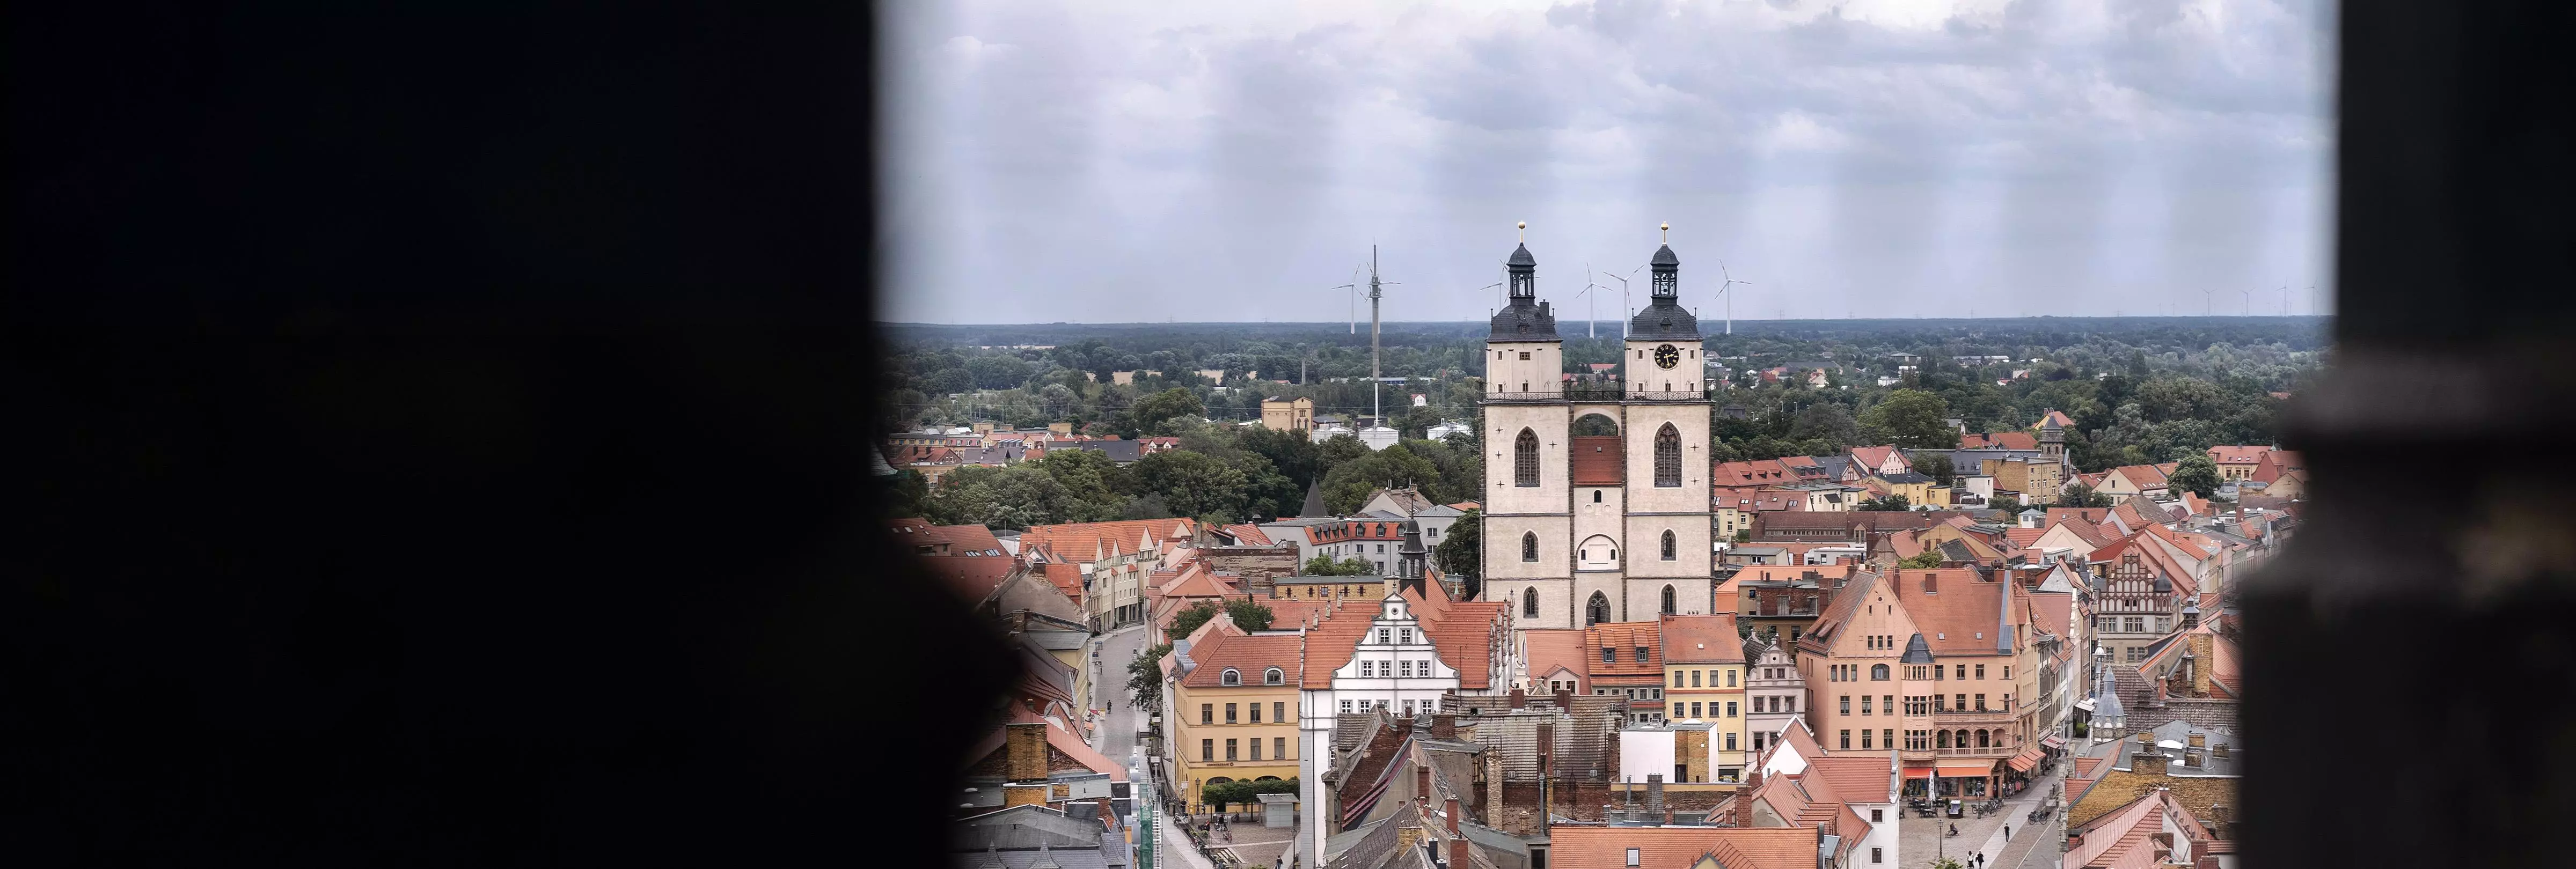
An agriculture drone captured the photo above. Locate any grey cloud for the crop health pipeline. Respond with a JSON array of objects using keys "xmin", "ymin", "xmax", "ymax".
[{"xmin": 885, "ymin": 0, "xmax": 2333, "ymax": 323}]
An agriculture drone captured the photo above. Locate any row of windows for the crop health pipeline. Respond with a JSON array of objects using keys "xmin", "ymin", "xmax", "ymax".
[
  {"xmin": 1668, "ymin": 701, "xmax": 1740, "ymax": 720},
  {"xmin": 1602, "ymin": 686, "xmax": 1662, "ymax": 700},
  {"xmin": 1199, "ymin": 737, "xmax": 1291, "ymax": 762},
  {"xmin": 1201, "ymin": 701, "xmax": 1291, "ymax": 724},
  {"xmin": 1835, "ymin": 693, "xmax": 2012, "ymax": 716},
  {"xmin": 1752, "ymin": 694, "xmax": 1796, "ymax": 713},
  {"xmin": 1827, "ymin": 662, "xmax": 2010, "ymax": 682},
  {"xmin": 1216, "ymin": 667, "xmax": 1285, "ymax": 686},
  {"xmin": 1338, "ymin": 697, "xmax": 1438, "ymax": 716},
  {"xmin": 1510, "ymin": 426, "xmax": 1684, "ymax": 488},
  {"xmin": 1518, "ymin": 587, "xmax": 1686, "ymax": 622},
  {"xmin": 1889, "ymin": 729, "xmax": 2012, "ymax": 750},
  {"xmin": 1356, "ymin": 659, "xmax": 1431, "ymax": 678},
  {"xmin": 1518, "ymin": 531, "xmax": 1685, "ymax": 562},
  {"xmin": 1669, "ymin": 668, "xmax": 1736, "ymax": 688}
]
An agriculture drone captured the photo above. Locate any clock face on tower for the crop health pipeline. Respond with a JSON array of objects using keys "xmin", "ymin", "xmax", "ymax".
[{"xmin": 1653, "ymin": 343, "xmax": 1681, "ymax": 369}]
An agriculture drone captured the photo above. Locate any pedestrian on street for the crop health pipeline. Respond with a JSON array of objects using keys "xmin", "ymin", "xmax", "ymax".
[{"xmin": 2004, "ymin": 824, "xmax": 2011, "ymax": 839}]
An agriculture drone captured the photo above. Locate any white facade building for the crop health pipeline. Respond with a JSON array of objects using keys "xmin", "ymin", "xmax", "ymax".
[{"xmin": 1481, "ymin": 232, "xmax": 1713, "ymax": 634}]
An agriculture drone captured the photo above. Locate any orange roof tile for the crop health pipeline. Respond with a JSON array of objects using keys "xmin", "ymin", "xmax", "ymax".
[
  {"xmin": 1889, "ymin": 568, "xmax": 2031, "ymax": 657},
  {"xmin": 1584, "ymin": 621, "xmax": 1665, "ymax": 677},
  {"xmin": 1546, "ymin": 826, "xmax": 1827, "ymax": 869},
  {"xmin": 1962, "ymin": 431, "xmax": 2040, "ymax": 450},
  {"xmin": 1659, "ymin": 614, "xmax": 1743, "ymax": 665},
  {"xmin": 1178, "ymin": 626, "xmax": 1303, "ymax": 688},
  {"xmin": 1521, "ymin": 628, "xmax": 1593, "ymax": 690},
  {"xmin": 2205, "ymin": 444, "xmax": 2271, "ymax": 465}
]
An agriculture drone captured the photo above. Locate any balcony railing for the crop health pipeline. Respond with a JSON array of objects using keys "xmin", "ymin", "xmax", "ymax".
[
  {"xmin": 1931, "ymin": 709, "xmax": 2016, "ymax": 724},
  {"xmin": 1484, "ymin": 389, "xmax": 1566, "ymax": 403},
  {"xmin": 1564, "ymin": 384, "xmax": 1626, "ymax": 402},
  {"xmin": 1932, "ymin": 745, "xmax": 2015, "ymax": 757},
  {"xmin": 1481, "ymin": 386, "xmax": 1722, "ymax": 403},
  {"xmin": 1628, "ymin": 390, "xmax": 1714, "ymax": 401}
]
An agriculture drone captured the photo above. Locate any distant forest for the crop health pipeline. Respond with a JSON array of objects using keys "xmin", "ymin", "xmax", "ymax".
[{"xmin": 880, "ymin": 317, "xmax": 2330, "ymax": 526}]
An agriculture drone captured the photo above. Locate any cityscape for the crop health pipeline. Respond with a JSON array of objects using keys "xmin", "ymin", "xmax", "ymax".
[{"xmin": 910, "ymin": 228, "xmax": 2306, "ymax": 869}]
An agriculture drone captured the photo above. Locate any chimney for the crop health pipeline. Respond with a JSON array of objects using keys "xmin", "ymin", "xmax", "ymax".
[
  {"xmin": 1432, "ymin": 712, "xmax": 1458, "ymax": 739},
  {"xmin": 1006, "ymin": 721, "xmax": 1050, "ymax": 782},
  {"xmin": 2187, "ymin": 733, "xmax": 2207, "ymax": 749},
  {"xmin": 1509, "ymin": 688, "xmax": 1527, "ymax": 709},
  {"xmin": 2188, "ymin": 631, "xmax": 2215, "ymax": 696},
  {"xmin": 1452, "ymin": 834, "xmax": 1468, "ymax": 869},
  {"xmin": 1419, "ymin": 765, "xmax": 1432, "ymax": 802},
  {"xmin": 1536, "ymin": 723, "xmax": 1556, "ymax": 778},
  {"xmin": 2213, "ymin": 742, "xmax": 2232, "ymax": 759},
  {"xmin": 1554, "ymin": 687, "xmax": 1574, "ymax": 710},
  {"xmin": 1446, "ymin": 797, "xmax": 1461, "ymax": 834},
  {"xmin": 1646, "ymin": 774, "xmax": 1666, "ymax": 820},
  {"xmin": 2133, "ymin": 749, "xmax": 2169, "ymax": 776}
]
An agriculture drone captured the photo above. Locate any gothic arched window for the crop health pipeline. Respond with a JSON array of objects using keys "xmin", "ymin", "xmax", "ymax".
[
  {"xmin": 1514, "ymin": 429, "xmax": 1541, "ymax": 487},
  {"xmin": 1653, "ymin": 423, "xmax": 1682, "ymax": 488},
  {"xmin": 1586, "ymin": 592, "xmax": 1612, "ymax": 626},
  {"xmin": 1660, "ymin": 530, "xmax": 1677, "ymax": 561},
  {"xmin": 1521, "ymin": 532, "xmax": 1539, "ymax": 562},
  {"xmin": 1523, "ymin": 587, "xmax": 1539, "ymax": 617},
  {"xmin": 1659, "ymin": 585, "xmax": 1677, "ymax": 615}
]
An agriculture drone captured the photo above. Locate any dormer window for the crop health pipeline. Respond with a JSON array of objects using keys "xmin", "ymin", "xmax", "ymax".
[
  {"xmin": 1265, "ymin": 667, "xmax": 1284, "ymax": 685},
  {"xmin": 1220, "ymin": 668, "xmax": 1241, "ymax": 686}
]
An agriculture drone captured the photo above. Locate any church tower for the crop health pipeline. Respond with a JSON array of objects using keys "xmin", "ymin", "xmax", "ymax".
[
  {"xmin": 1615, "ymin": 224, "xmax": 1712, "ymax": 624},
  {"xmin": 1481, "ymin": 223, "xmax": 1714, "ymax": 632},
  {"xmin": 1480, "ymin": 223, "xmax": 1574, "ymax": 629}
]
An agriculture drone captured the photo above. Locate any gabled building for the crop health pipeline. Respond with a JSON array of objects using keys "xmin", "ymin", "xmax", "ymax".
[
  {"xmin": 1296, "ymin": 548, "xmax": 1513, "ymax": 867},
  {"xmin": 1799, "ymin": 568, "xmax": 2044, "ymax": 800},
  {"xmin": 2063, "ymin": 785, "xmax": 2233, "ymax": 869},
  {"xmin": 1165, "ymin": 612, "xmax": 1303, "ymax": 814},
  {"xmin": 1659, "ymin": 614, "xmax": 1749, "ymax": 777},
  {"xmin": 2204, "ymin": 444, "xmax": 2271, "ymax": 481},
  {"xmin": 1742, "ymin": 632, "xmax": 1809, "ymax": 756}
]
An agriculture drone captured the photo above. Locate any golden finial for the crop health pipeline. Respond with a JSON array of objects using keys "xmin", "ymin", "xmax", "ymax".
[
  {"xmin": 1517, "ymin": 220, "xmax": 1527, "ymax": 242},
  {"xmin": 1661, "ymin": 222, "xmax": 1670, "ymax": 242}
]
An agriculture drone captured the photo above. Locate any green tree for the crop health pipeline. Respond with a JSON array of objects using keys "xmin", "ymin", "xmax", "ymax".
[
  {"xmin": 2166, "ymin": 454, "xmax": 2223, "ymax": 498},
  {"xmin": 1858, "ymin": 389, "xmax": 1955, "ymax": 449},
  {"xmin": 966, "ymin": 355, "xmax": 1035, "ymax": 390},
  {"xmin": 1857, "ymin": 494, "xmax": 1912, "ymax": 512},
  {"xmin": 1432, "ymin": 510, "xmax": 1481, "ymax": 584},
  {"xmin": 1898, "ymin": 551, "xmax": 1944, "ymax": 569},
  {"xmin": 1226, "ymin": 599, "xmax": 1276, "ymax": 631},
  {"xmin": 1127, "ymin": 643, "xmax": 1172, "ymax": 714},
  {"xmin": 2058, "ymin": 482, "xmax": 2112, "ymax": 507},
  {"xmin": 1128, "ymin": 450, "xmax": 1252, "ymax": 524},
  {"xmin": 1988, "ymin": 494, "xmax": 2024, "ymax": 517},
  {"xmin": 1304, "ymin": 554, "xmax": 1375, "ymax": 576},
  {"xmin": 1130, "ymin": 388, "xmax": 1205, "ymax": 433},
  {"xmin": 1169, "ymin": 600, "xmax": 1226, "ymax": 638},
  {"xmin": 1320, "ymin": 444, "xmax": 1442, "ymax": 514},
  {"xmin": 1918, "ymin": 453, "xmax": 1956, "ymax": 487}
]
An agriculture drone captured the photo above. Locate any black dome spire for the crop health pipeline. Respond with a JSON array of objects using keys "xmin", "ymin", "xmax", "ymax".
[
  {"xmin": 1651, "ymin": 244, "xmax": 1679, "ymax": 267},
  {"xmin": 1490, "ymin": 223, "xmax": 1558, "ymax": 341},
  {"xmin": 1509, "ymin": 243, "xmax": 1536, "ymax": 268}
]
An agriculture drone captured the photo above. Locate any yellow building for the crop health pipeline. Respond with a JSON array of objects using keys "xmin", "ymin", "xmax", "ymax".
[
  {"xmin": 1982, "ymin": 456, "xmax": 2065, "ymax": 503},
  {"xmin": 1260, "ymin": 396, "xmax": 1316, "ymax": 433},
  {"xmin": 1660, "ymin": 613, "xmax": 1750, "ymax": 782},
  {"xmin": 1865, "ymin": 472, "xmax": 1943, "ymax": 507},
  {"xmin": 1167, "ymin": 617, "xmax": 1303, "ymax": 813}
]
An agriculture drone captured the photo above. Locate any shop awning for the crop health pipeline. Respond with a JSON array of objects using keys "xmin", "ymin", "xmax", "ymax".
[
  {"xmin": 2007, "ymin": 746, "xmax": 2045, "ymax": 772},
  {"xmin": 2073, "ymin": 697, "xmax": 2097, "ymax": 712},
  {"xmin": 1902, "ymin": 767, "xmax": 1934, "ymax": 780},
  {"xmin": 2040, "ymin": 734, "xmax": 2067, "ymax": 750},
  {"xmin": 1936, "ymin": 762, "xmax": 1993, "ymax": 779}
]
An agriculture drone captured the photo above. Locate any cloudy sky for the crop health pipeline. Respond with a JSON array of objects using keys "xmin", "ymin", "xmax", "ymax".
[{"xmin": 880, "ymin": 0, "xmax": 2334, "ymax": 324}]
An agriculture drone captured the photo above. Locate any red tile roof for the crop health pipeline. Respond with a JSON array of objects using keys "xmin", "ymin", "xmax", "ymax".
[
  {"xmin": 1570, "ymin": 436, "xmax": 1625, "ymax": 485},
  {"xmin": 2004, "ymin": 527, "xmax": 2045, "ymax": 548},
  {"xmin": 1547, "ymin": 826, "xmax": 1825, "ymax": 869},
  {"xmin": 1521, "ymin": 628, "xmax": 1593, "ymax": 691},
  {"xmin": 1962, "ymin": 431, "xmax": 2039, "ymax": 450},
  {"xmin": 1584, "ymin": 621, "xmax": 1665, "ymax": 678},
  {"xmin": 962, "ymin": 708, "xmax": 1129, "ymax": 782},
  {"xmin": 1659, "ymin": 614, "xmax": 1742, "ymax": 664},
  {"xmin": 2030, "ymin": 410, "xmax": 2076, "ymax": 429},
  {"xmin": 2205, "ymin": 444, "xmax": 2270, "ymax": 465},
  {"xmin": 1220, "ymin": 524, "xmax": 1274, "ymax": 546},
  {"xmin": 1848, "ymin": 445, "xmax": 1907, "ymax": 472},
  {"xmin": 1801, "ymin": 755, "xmax": 1896, "ymax": 804},
  {"xmin": 1888, "ymin": 568, "xmax": 2031, "ymax": 657},
  {"xmin": 1177, "ymin": 624, "xmax": 1304, "ymax": 688}
]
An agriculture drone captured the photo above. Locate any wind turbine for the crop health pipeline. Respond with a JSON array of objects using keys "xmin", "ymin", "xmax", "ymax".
[
  {"xmin": 1573, "ymin": 270, "xmax": 1612, "ymax": 339},
  {"xmin": 1324, "ymin": 264, "xmax": 1362, "ymax": 334},
  {"xmin": 1717, "ymin": 260, "xmax": 1752, "ymax": 336},
  {"xmin": 1597, "ymin": 263, "xmax": 1643, "ymax": 339},
  {"xmin": 2203, "ymin": 288, "xmax": 2214, "ymax": 316},
  {"xmin": 2279, "ymin": 284, "xmax": 2290, "ymax": 316},
  {"xmin": 2240, "ymin": 288, "xmax": 2251, "ymax": 316}
]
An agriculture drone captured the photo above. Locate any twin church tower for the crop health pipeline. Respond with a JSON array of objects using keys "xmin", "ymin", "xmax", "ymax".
[{"xmin": 1480, "ymin": 224, "xmax": 1714, "ymax": 630}]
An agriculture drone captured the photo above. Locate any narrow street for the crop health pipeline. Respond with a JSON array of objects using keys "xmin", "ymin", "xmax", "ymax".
[
  {"xmin": 1092, "ymin": 622, "xmax": 1153, "ymax": 764},
  {"xmin": 1895, "ymin": 763, "xmax": 2066, "ymax": 869}
]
